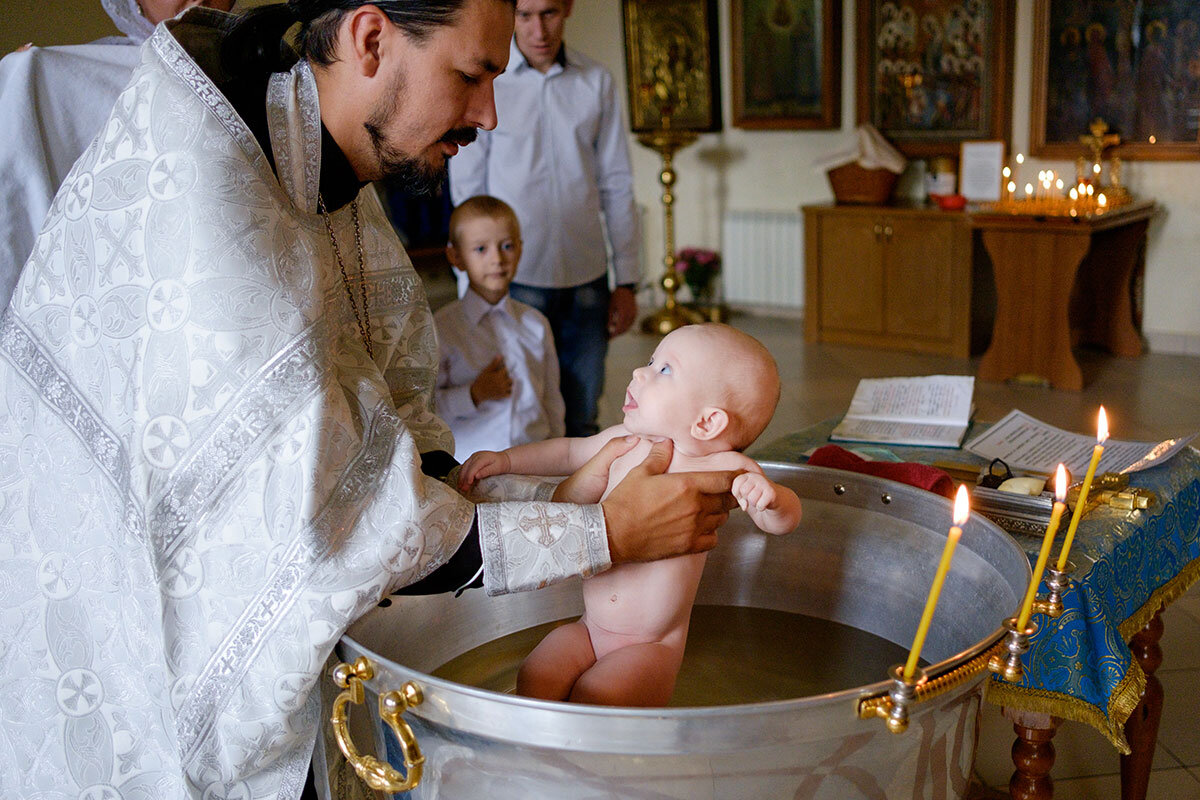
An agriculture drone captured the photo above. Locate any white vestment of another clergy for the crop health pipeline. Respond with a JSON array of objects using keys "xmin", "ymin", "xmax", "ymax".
[{"xmin": 0, "ymin": 10, "xmax": 609, "ymax": 799}]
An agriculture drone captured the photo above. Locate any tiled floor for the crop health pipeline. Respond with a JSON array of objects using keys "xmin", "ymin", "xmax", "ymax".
[
  {"xmin": 600, "ymin": 311, "xmax": 1200, "ymax": 799},
  {"xmin": 424, "ymin": 266, "xmax": 1200, "ymax": 797}
]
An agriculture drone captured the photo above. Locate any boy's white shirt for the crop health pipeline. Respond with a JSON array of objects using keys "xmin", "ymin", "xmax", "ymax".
[{"xmin": 435, "ymin": 289, "xmax": 566, "ymax": 460}]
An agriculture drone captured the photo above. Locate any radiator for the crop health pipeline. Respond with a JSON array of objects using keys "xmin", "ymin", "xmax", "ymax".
[{"xmin": 720, "ymin": 210, "xmax": 804, "ymax": 310}]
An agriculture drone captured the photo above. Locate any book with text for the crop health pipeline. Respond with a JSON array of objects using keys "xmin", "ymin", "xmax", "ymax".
[{"xmin": 830, "ymin": 375, "xmax": 975, "ymax": 448}]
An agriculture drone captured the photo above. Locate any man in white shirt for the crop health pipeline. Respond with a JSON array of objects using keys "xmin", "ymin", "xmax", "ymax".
[
  {"xmin": 0, "ymin": 0, "xmax": 232, "ymax": 311},
  {"xmin": 448, "ymin": 0, "xmax": 640, "ymax": 437},
  {"xmin": 435, "ymin": 195, "xmax": 566, "ymax": 459}
]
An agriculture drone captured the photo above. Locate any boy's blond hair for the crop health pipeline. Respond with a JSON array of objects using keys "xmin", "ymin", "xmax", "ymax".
[{"xmin": 448, "ymin": 195, "xmax": 521, "ymax": 247}]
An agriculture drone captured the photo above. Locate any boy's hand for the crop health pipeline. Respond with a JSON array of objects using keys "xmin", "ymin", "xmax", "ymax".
[
  {"xmin": 470, "ymin": 356, "xmax": 512, "ymax": 406},
  {"xmin": 601, "ymin": 439, "xmax": 739, "ymax": 563},
  {"xmin": 459, "ymin": 450, "xmax": 512, "ymax": 491},
  {"xmin": 552, "ymin": 435, "xmax": 638, "ymax": 504},
  {"xmin": 732, "ymin": 472, "xmax": 776, "ymax": 512}
]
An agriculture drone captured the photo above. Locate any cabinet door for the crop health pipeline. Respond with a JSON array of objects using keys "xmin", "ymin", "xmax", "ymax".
[
  {"xmin": 817, "ymin": 214, "xmax": 884, "ymax": 334},
  {"xmin": 883, "ymin": 217, "xmax": 955, "ymax": 340}
]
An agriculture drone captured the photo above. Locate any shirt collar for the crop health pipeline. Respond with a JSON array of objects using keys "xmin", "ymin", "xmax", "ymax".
[
  {"xmin": 462, "ymin": 288, "xmax": 512, "ymax": 325},
  {"xmin": 510, "ymin": 37, "xmax": 569, "ymax": 74}
]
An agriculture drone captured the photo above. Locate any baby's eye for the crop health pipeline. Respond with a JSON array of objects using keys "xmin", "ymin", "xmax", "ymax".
[{"xmin": 658, "ymin": 363, "xmax": 671, "ymax": 375}]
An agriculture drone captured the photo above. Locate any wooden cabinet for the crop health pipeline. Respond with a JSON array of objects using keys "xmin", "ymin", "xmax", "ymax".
[{"xmin": 803, "ymin": 203, "xmax": 973, "ymax": 357}]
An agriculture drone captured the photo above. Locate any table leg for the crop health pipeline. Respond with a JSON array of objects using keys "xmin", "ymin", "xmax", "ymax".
[
  {"xmin": 1121, "ymin": 610, "xmax": 1164, "ymax": 800},
  {"xmin": 1069, "ymin": 220, "xmax": 1149, "ymax": 357},
  {"xmin": 1004, "ymin": 708, "xmax": 1062, "ymax": 800},
  {"xmin": 978, "ymin": 230, "xmax": 1091, "ymax": 390}
]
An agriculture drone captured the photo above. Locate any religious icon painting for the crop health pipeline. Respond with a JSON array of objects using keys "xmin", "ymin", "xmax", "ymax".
[
  {"xmin": 731, "ymin": 0, "xmax": 842, "ymax": 129},
  {"xmin": 856, "ymin": 0, "xmax": 1015, "ymax": 157},
  {"xmin": 1031, "ymin": 0, "xmax": 1200, "ymax": 160},
  {"xmin": 621, "ymin": 0, "xmax": 723, "ymax": 133}
]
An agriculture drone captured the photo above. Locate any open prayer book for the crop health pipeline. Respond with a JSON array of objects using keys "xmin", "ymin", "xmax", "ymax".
[{"xmin": 830, "ymin": 375, "xmax": 975, "ymax": 448}]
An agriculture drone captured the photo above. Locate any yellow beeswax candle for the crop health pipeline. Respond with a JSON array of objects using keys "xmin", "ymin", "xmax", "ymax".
[
  {"xmin": 1016, "ymin": 465, "xmax": 1068, "ymax": 631},
  {"xmin": 903, "ymin": 485, "xmax": 970, "ymax": 680},
  {"xmin": 1056, "ymin": 406, "xmax": 1109, "ymax": 571}
]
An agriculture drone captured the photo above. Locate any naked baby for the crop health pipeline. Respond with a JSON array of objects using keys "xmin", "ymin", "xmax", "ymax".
[{"xmin": 459, "ymin": 323, "xmax": 802, "ymax": 706}]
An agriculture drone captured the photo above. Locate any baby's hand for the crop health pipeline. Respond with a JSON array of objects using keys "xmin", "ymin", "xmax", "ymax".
[
  {"xmin": 459, "ymin": 450, "xmax": 512, "ymax": 491},
  {"xmin": 732, "ymin": 471, "xmax": 777, "ymax": 513}
]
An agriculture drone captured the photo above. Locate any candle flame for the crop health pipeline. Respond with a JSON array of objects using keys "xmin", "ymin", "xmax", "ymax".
[
  {"xmin": 1149, "ymin": 135, "xmax": 1157, "ymax": 144},
  {"xmin": 1007, "ymin": 181, "xmax": 1016, "ymax": 193},
  {"xmin": 1093, "ymin": 163, "xmax": 1101, "ymax": 174},
  {"xmin": 953, "ymin": 484, "xmax": 970, "ymax": 525},
  {"xmin": 1098, "ymin": 406, "xmax": 1109, "ymax": 443},
  {"xmin": 1055, "ymin": 464, "xmax": 1067, "ymax": 501},
  {"xmin": 1069, "ymin": 188, "xmax": 1079, "ymax": 200},
  {"xmin": 1025, "ymin": 183, "xmax": 1033, "ymax": 195},
  {"xmin": 1098, "ymin": 193, "xmax": 1107, "ymax": 207},
  {"xmin": 1003, "ymin": 166, "xmax": 1011, "ymax": 177},
  {"xmin": 1056, "ymin": 178, "xmax": 1064, "ymax": 190},
  {"xmin": 1016, "ymin": 153, "xmax": 1025, "ymax": 164}
]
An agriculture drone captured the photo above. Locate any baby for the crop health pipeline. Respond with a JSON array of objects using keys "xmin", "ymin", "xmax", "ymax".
[{"xmin": 459, "ymin": 323, "xmax": 802, "ymax": 706}]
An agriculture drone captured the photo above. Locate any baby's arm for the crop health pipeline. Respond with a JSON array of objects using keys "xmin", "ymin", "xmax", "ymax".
[
  {"xmin": 731, "ymin": 468, "xmax": 803, "ymax": 536},
  {"xmin": 459, "ymin": 426, "xmax": 631, "ymax": 491}
]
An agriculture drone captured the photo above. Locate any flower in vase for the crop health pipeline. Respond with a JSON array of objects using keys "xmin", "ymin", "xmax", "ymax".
[{"xmin": 674, "ymin": 247, "xmax": 721, "ymax": 303}]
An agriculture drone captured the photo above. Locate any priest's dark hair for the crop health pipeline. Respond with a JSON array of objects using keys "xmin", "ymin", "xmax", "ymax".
[{"xmin": 221, "ymin": 0, "xmax": 514, "ymax": 77}]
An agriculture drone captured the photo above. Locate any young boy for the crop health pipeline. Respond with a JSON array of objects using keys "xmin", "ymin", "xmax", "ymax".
[
  {"xmin": 434, "ymin": 196, "xmax": 565, "ymax": 461},
  {"xmin": 459, "ymin": 323, "xmax": 803, "ymax": 706}
]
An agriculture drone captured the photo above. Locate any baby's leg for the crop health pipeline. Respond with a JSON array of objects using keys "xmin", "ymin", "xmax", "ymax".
[
  {"xmin": 516, "ymin": 620, "xmax": 596, "ymax": 701},
  {"xmin": 569, "ymin": 641, "xmax": 684, "ymax": 707}
]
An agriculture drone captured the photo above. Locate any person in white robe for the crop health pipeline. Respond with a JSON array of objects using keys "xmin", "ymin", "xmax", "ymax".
[
  {"xmin": 0, "ymin": 0, "xmax": 234, "ymax": 311},
  {"xmin": 0, "ymin": 2, "xmax": 738, "ymax": 799}
]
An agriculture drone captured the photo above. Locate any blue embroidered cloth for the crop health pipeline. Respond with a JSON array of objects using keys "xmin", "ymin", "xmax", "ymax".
[{"xmin": 752, "ymin": 419, "xmax": 1200, "ymax": 750}]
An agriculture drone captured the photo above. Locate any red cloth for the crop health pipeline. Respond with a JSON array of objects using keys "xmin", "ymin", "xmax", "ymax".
[{"xmin": 807, "ymin": 444, "xmax": 956, "ymax": 499}]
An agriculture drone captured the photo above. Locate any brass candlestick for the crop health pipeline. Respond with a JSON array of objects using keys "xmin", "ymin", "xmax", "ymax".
[{"xmin": 638, "ymin": 125, "xmax": 704, "ymax": 336}]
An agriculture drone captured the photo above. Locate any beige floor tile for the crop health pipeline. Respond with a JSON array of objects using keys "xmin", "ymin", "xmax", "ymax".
[
  {"xmin": 1049, "ymin": 767, "xmax": 1200, "ymax": 800},
  {"xmin": 1158, "ymin": 669, "xmax": 1200, "ymax": 767}
]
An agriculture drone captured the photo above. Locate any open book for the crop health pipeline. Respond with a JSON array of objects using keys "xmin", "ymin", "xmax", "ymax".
[{"xmin": 830, "ymin": 375, "xmax": 975, "ymax": 448}]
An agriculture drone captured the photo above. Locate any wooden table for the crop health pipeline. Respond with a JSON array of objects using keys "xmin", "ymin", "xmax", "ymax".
[{"xmin": 969, "ymin": 201, "xmax": 1155, "ymax": 390}]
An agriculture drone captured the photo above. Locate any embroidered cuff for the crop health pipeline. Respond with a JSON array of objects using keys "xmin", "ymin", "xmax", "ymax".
[{"xmin": 477, "ymin": 501, "xmax": 610, "ymax": 596}]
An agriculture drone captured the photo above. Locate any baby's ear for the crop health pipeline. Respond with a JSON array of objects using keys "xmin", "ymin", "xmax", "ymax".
[
  {"xmin": 691, "ymin": 407, "xmax": 729, "ymax": 441},
  {"xmin": 445, "ymin": 242, "xmax": 460, "ymax": 268}
]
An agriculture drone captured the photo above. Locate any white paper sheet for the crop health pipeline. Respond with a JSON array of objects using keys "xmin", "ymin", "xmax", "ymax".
[{"xmin": 965, "ymin": 409, "xmax": 1194, "ymax": 476}]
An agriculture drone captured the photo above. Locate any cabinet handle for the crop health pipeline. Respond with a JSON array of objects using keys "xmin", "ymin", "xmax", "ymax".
[
  {"xmin": 883, "ymin": 225, "xmax": 894, "ymax": 240},
  {"xmin": 873, "ymin": 223, "xmax": 883, "ymax": 240}
]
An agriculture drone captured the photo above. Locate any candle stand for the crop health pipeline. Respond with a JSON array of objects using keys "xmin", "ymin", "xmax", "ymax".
[
  {"xmin": 989, "ymin": 616, "xmax": 1039, "ymax": 683},
  {"xmin": 1032, "ymin": 561, "xmax": 1076, "ymax": 620},
  {"xmin": 638, "ymin": 128, "xmax": 705, "ymax": 335}
]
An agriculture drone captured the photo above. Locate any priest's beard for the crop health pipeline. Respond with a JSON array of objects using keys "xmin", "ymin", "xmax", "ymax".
[{"xmin": 363, "ymin": 68, "xmax": 477, "ymax": 196}]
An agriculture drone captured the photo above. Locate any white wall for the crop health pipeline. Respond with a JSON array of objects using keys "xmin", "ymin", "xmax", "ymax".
[{"xmin": 569, "ymin": 0, "xmax": 1200, "ymax": 355}]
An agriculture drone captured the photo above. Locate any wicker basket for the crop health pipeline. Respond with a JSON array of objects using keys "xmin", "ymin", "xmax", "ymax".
[{"xmin": 826, "ymin": 162, "xmax": 898, "ymax": 205}]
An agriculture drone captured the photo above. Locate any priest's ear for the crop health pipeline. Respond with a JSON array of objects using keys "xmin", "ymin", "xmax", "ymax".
[
  {"xmin": 691, "ymin": 407, "xmax": 729, "ymax": 442},
  {"xmin": 342, "ymin": 4, "xmax": 392, "ymax": 77}
]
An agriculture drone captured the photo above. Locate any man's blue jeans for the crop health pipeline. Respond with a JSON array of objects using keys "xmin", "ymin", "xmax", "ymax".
[{"xmin": 509, "ymin": 275, "xmax": 610, "ymax": 437}]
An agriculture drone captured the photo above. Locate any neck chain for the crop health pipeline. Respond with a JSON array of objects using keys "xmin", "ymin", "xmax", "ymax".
[{"xmin": 318, "ymin": 195, "xmax": 374, "ymax": 360}]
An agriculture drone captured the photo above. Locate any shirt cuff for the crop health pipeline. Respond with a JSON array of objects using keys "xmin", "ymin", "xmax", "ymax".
[{"xmin": 476, "ymin": 501, "xmax": 611, "ymax": 595}]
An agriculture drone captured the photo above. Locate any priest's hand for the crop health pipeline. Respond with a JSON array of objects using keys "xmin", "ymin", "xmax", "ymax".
[
  {"xmin": 552, "ymin": 435, "xmax": 639, "ymax": 505},
  {"xmin": 601, "ymin": 439, "xmax": 739, "ymax": 563}
]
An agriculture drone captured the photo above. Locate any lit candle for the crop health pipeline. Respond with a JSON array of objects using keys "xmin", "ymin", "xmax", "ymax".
[
  {"xmin": 1016, "ymin": 465, "xmax": 1069, "ymax": 630},
  {"xmin": 1025, "ymin": 183, "xmax": 1033, "ymax": 199},
  {"xmin": 1098, "ymin": 193, "xmax": 1107, "ymax": 208},
  {"xmin": 1016, "ymin": 153, "xmax": 1025, "ymax": 164},
  {"xmin": 1003, "ymin": 166, "xmax": 1011, "ymax": 179},
  {"xmin": 903, "ymin": 486, "xmax": 970, "ymax": 680},
  {"xmin": 1057, "ymin": 407, "xmax": 1109, "ymax": 571}
]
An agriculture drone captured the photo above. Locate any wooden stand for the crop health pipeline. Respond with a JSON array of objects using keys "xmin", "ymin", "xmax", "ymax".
[{"xmin": 971, "ymin": 201, "xmax": 1154, "ymax": 390}]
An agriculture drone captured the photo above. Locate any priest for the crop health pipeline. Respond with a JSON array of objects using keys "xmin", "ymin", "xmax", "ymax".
[{"xmin": 0, "ymin": 1, "xmax": 737, "ymax": 798}]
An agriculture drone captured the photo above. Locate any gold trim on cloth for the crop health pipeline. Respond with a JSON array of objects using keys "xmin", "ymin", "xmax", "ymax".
[{"xmin": 986, "ymin": 554, "xmax": 1200, "ymax": 754}]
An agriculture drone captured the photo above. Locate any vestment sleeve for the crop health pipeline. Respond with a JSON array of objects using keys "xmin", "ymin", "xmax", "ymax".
[
  {"xmin": 594, "ymin": 68, "xmax": 640, "ymax": 287},
  {"xmin": 476, "ymin": 499, "xmax": 611, "ymax": 595},
  {"xmin": 448, "ymin": 128, "xmax": 491, "ymax": 206}
]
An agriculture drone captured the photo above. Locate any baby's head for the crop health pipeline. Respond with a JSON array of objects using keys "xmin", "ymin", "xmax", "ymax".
[
  {"xmin": 622, "ymin": 323, "xmax": 781, "ymax": 453},
  {"xmin": 447, "ymin": 195, "xmax": 522, "ymax": 305}
]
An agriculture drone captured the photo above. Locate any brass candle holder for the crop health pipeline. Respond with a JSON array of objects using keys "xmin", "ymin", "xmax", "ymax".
[
  {"xmin": 638, "ymin": 125, "xmax": 705, "ymax": 336},
  {"xmin": 1031, "ymin": 560, "xmax": 1076, "ymax": 620},
  {"xmin": 870, "ymin": 664, "xmax": 927, "ymax": 734},
  {"xmin": 988, "ymin": 616, "xmax": 1038, "ymax": 683}
]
